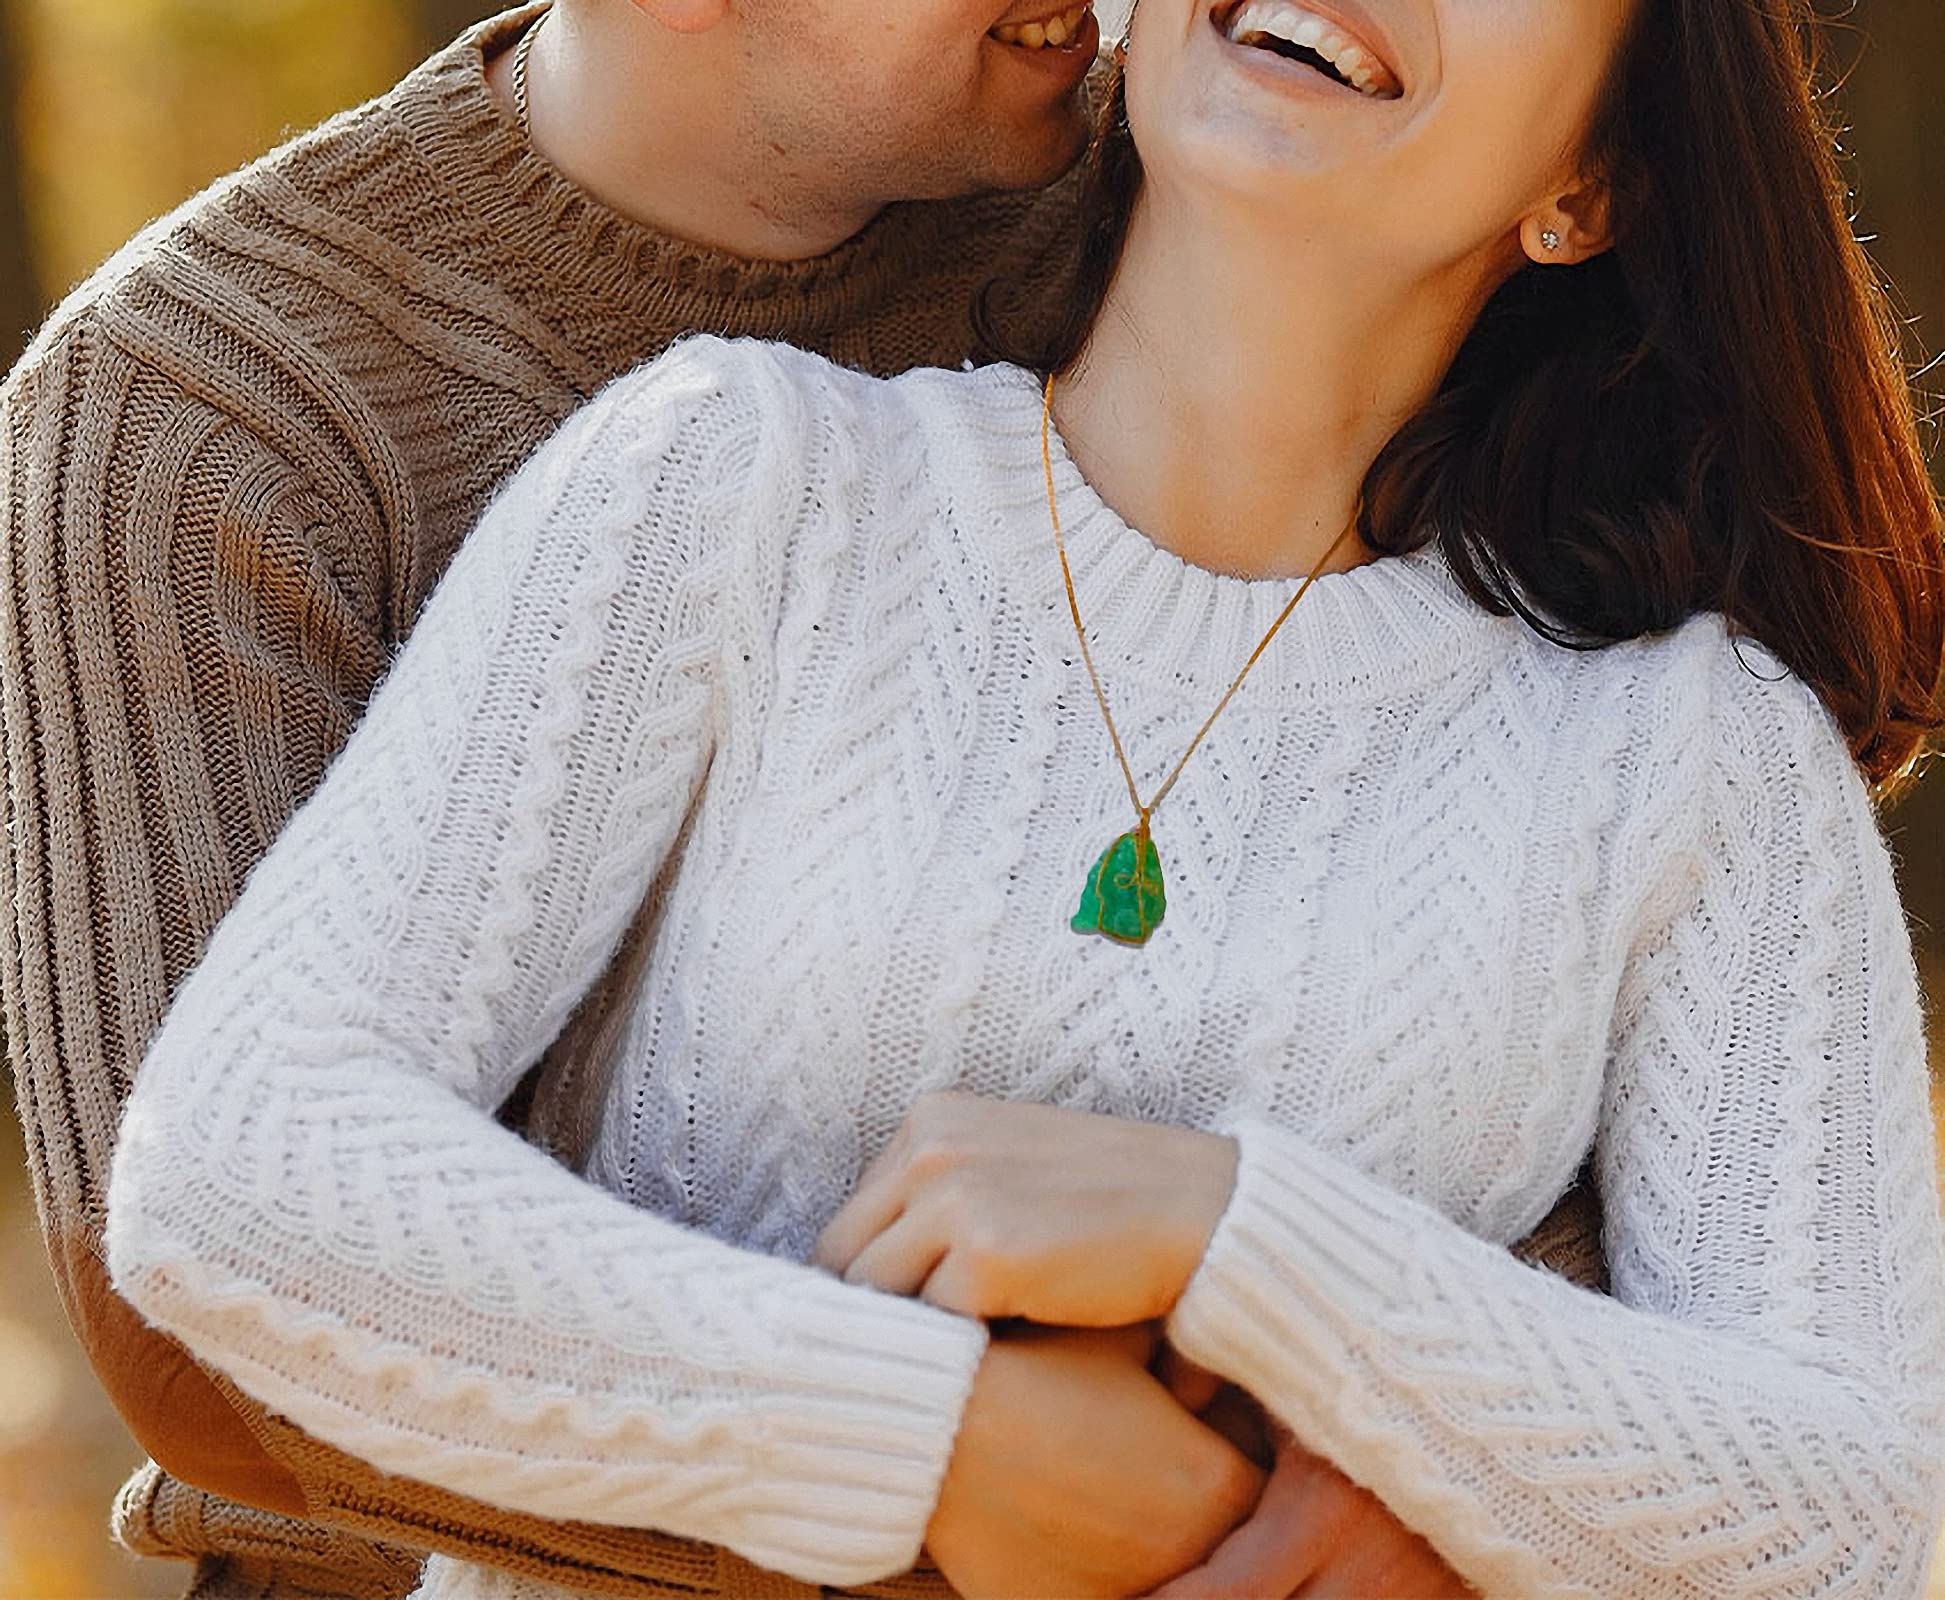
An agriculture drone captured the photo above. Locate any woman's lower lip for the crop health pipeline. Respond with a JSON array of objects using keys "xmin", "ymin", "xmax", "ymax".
[
  {"xmin": 1208, "ymin": 7, "xmax": 1392, "ymax": 103},
  {"xmin": 988, "ymin": 6, "xmax": 1101, "ymax": 76}
]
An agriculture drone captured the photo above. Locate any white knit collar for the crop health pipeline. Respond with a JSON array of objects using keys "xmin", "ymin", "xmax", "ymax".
[{"xmin": 932, "ymin": 362, "xmax": 1517, "ymax": 703}]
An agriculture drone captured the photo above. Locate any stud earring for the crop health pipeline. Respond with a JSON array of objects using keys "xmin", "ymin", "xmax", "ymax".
[{"xmin": 1540, "ymin": 227, "xmax": 1562, "ymax": 253}]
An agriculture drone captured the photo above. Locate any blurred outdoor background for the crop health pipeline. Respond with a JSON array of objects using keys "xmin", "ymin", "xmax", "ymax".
[{"xmin": 0, "ymin": 1, "xmax": 1941, "ymax": 1596}]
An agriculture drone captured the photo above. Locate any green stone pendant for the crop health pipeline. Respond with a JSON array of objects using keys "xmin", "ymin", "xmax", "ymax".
[{"xmin": 1072, "ymin": 819, "xmax": 1167, "ymax": 946}]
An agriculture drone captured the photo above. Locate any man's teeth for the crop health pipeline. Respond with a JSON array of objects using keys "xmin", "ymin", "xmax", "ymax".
[
  {"xmin": 992, "ymin": 2, "xmax": 1091, "ymax": 47},
  {"xmin": 1223, "ymin": 0, "xmax": 1393, "ymax": 97}
]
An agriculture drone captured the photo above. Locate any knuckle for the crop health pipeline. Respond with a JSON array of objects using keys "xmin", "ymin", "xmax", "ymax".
[
  {"xmin": 904, "ymin": 1132, "xmax": 959, "ymax": 1180},
  {"xmin": 943, "ymin": 1190, "xmax": 1009, "ymax": 1271}
]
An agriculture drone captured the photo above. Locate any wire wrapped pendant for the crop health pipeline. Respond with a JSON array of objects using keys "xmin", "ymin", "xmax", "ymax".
[
  {"xmin": 1072, "ymin": 816, "xmax": 1168, "ymax": 945},
  {"xmin": 1040, "ymin": 371, "xmax": 1359, "ymax": 952}
]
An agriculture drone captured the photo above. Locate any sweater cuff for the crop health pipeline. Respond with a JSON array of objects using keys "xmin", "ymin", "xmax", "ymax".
[
  {"xmin": 1161, "ymin": 1118, "xmax": 1613, "ymax": 1599},
  {"xmin": 1163, "ymin": 1114, "xmax": 1422, "ymax": 1427},
  {"xmin": 734, "ymin": 1277, "xmax": 992, "ymax": 1583},
  {"xmin": 126, "ymin": 1233, "xmax": 994, "ymax": 1590}
]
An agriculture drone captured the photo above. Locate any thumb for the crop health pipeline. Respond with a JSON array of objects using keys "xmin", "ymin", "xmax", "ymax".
[{"xmin": 1134, "ymin": 1434, "xmax": 1337, "ymax": 1599}]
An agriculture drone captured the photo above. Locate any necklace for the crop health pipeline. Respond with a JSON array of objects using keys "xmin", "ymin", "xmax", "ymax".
[
  {"xmin": 1041, "ymin": 373, "xmax": 1363, "ymax": 947},
  {"xmin": 512, "ymin": 9, "xmax": 546, "ymax": 139}
]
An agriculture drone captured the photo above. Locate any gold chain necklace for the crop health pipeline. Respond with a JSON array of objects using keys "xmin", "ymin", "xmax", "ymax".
[{"xmin": 1041, "ymin": 373, "xmax": 1362, "ymax": 946}]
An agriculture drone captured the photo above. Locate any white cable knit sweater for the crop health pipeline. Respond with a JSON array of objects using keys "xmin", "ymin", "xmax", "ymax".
[{"xmin": 104, "ymin": 334, "xmax": 1945, "ymax": 1599}]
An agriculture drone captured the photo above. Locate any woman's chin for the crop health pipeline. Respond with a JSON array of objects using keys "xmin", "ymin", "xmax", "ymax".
[{"xmin": 1125, "ymin": 0, "xmax": 1409, "ymax": 189}]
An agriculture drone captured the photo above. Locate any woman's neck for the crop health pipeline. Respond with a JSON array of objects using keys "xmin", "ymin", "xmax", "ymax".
[{"xmin": 1055, "ymin": 183, "xmax": 1499, "ymax": 581}]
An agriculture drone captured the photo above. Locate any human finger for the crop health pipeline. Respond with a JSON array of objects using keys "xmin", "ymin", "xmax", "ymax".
[
  {"xmin": 1295, "ymin": 1539, "xmax": 1476, "ymax": 1600},
  {"xmin": 837, "ymin": 1207, "xmax": 944, "ymax": 1298},
  {"xmin": 809, "ymin": 1126, "xmax": 913, "ymax": 1273},
  {"xmin": 1135, "ymin": 1437, "xmax": 1345, "ymax": 1597},
  {"xmin": 1288, "ymin": 1476, "xmax": 1473, "ymax": 1598}
]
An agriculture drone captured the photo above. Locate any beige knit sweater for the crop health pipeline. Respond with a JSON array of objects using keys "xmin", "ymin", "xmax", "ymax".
[{"xmin": 0, "ymin": 5, "xmax": 1607, "ymax": 1597}]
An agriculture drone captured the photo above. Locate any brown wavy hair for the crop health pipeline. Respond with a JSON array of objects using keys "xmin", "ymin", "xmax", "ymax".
[{"xmin": 979, "ymin": 0, "xmax": 1945, "ymax": 805}]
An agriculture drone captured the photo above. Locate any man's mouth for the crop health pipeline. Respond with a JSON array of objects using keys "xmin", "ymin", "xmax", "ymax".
[
  {"xmin": 989, "ymin": 0, "xmax": 1094, "ymax": 50},
  {"xmin": 1214, "ymin": 0, "xmax": 1403, "ymax": 99}
]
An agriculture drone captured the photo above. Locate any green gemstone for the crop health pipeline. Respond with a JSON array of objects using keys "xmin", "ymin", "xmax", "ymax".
[{"xmin": 1072, "ymin": 827, "xmax": 1167, "ymax": 946}]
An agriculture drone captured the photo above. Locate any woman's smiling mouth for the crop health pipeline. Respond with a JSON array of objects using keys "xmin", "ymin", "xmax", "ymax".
[{"xmin": 1214, "ymin": 0, "xmax": 1404, "ymax": 99}]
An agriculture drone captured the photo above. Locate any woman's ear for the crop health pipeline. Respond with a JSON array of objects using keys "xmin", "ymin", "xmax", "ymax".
[
  {"xmin": 620, "ymin": 0, "xmax": 731, "ymax": 35},
  {"xmin": 1522, "ymin": 177, "xmax": 1617, "ymax": 266}
]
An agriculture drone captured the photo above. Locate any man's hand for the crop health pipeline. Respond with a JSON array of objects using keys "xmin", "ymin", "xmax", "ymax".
[
  {"xmin": 923, "ymin": 1321, "xmax": 1267, "ymax": 1599},
  {"xmin": 1142, "ymin": 1347, "xmax": 1477, "ymax": 1599}
]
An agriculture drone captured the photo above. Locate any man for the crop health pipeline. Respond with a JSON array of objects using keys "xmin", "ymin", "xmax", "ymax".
[{"xmin": 0, "ymin": 2, "xmax": 1606, "ymax": 1595}]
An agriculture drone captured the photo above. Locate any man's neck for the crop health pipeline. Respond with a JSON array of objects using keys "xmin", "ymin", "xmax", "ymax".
[{"xmin": 485, "ymin": 7, "xmax": 883, "ymax": 262}]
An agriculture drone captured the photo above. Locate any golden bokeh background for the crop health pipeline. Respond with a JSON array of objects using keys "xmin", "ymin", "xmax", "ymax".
[{"xmin": 0, "ymin": 2, "xmax": 1940, "ymax": 1596}]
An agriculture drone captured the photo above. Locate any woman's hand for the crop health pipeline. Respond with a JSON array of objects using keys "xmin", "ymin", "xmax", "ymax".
[
  {"xmin": 924, "ymin": 1320, "xmax": 1268, "ymax": 1600},
  {"xmin": 1145, "ymin": 1347, "xmax": 1478, "ymax": 1600},
  {"xmin": 819, "ymin": 1092, "xmax": 1470, "ymax": 1595},
  {"xmin": 1138, "ymin": 1429, "xmax": 1478, "ymax": 1598},
  {"xmin": 810, "ymin": 1090, "xmax": 1238, "ymax": 1326}
]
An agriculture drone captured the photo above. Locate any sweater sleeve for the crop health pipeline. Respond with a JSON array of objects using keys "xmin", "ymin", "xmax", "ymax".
[
  {"xmin": 1162, "ymin": 643, "xmax": 1945, "ymax": 1599},
  {"xmin": 1, "ymin": 303, "xmax": 398, "ymax": 1522},
  {"xmin": 103, "ymin": 336, "xmax": 991, "ymax": 1590}
]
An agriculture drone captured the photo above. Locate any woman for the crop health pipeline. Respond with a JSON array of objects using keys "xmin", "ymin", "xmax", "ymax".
[{"xmin": 103, "ymin": 0, "xmax": 1945, "ymax": 1593}]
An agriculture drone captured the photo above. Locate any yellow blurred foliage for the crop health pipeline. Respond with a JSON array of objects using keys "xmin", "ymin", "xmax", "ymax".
[{"xmin": 11, "ymin": 0, "xmax": 418, "ymax": 300}]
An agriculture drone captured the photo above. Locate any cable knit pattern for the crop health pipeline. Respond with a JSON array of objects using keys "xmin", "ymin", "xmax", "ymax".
[
  {"xmin": 105, "ymin": 335, "xmax": 1945, "ymax": 1599},
  {"xmin": 0, "ymin": 7, "xmax": 1095, "ymax": 1585}
]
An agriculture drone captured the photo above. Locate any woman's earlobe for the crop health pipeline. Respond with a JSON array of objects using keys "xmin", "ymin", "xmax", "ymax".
[
  {"xmin": 1528, "ymin": 181, "xmax": 1618, "ymax": 265},
  {"xmin": 1522, "ymin": 199, "xmax": 1616, "ymax": 266}
]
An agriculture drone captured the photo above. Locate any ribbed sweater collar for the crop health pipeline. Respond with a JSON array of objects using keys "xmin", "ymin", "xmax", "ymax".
[
  {"xmin": 395, "ymin": 2, "xmax": 1039, "ymax": 342},
  {"xmin": 395, "ymin": 9, "xmax": 1511, "ymax": 701},
  {"xmin": 946, "ymin": 362, "xmax": 1514, "ymax": 702}
]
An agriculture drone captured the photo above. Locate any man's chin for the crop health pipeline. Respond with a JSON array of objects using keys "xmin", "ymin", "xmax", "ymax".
[
  {"xmin": 1011, "ymin": 110, "xmax": 1097, "ymax": 189},
  {"xmin": 905, "ymin": 99, "xmax": 1096, "ymax": 202}
]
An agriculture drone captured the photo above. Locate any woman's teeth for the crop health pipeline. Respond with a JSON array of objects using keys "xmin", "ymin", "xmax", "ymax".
[
  {"xmin": 991, "ymin": 2, "xmax": 1091, "ymax": 48},
  {"xmin": 1223, "ymin": 0, "xmax": 1398, "ymax": 98}
]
